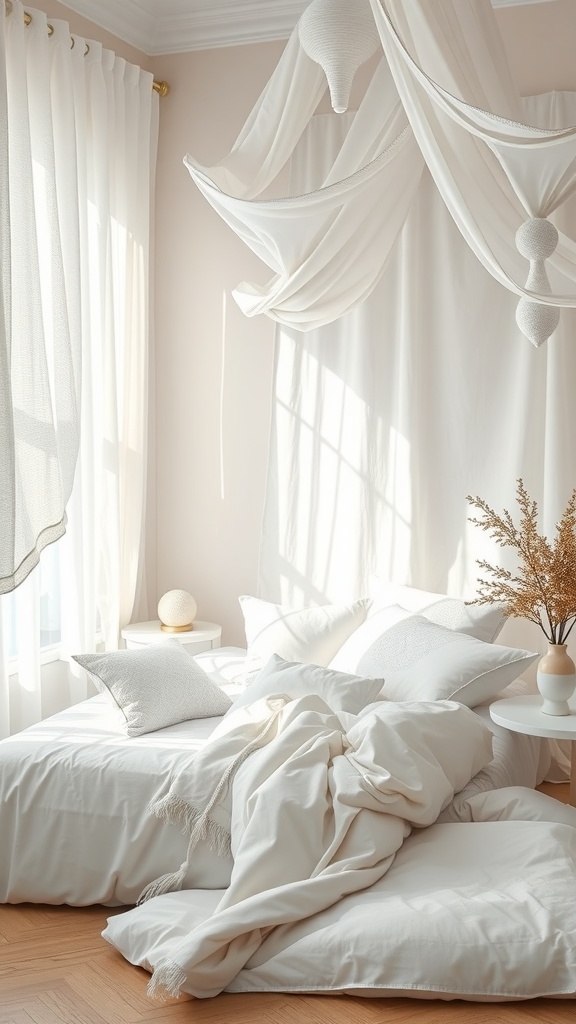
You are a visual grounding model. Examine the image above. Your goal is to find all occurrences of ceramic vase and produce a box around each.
[536,643,576,716]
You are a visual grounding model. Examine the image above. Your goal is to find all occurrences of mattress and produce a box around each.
[0,648,551,907]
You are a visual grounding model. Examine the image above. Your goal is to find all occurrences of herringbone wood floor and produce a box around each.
[0,782,573,1024]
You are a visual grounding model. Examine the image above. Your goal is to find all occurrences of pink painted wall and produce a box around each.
[147,43,283,644]
[24,0,576,647]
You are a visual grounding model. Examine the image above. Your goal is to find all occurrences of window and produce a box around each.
[3,542,62,661]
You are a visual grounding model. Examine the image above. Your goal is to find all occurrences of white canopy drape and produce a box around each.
[258,96,576,618]
[183,0,576,337]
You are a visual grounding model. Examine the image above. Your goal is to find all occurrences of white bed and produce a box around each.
[0,647,550,907]
[2,590,574,1004]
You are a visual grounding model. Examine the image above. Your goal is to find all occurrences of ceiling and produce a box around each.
[58,0,558,56]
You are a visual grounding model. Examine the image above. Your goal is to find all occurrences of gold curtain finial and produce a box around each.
[153,80,170,98]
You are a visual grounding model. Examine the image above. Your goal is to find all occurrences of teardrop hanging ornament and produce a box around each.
[299,0,380,113]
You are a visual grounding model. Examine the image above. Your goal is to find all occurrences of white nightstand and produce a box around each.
[490,694,576,806]
[121,620,222,656]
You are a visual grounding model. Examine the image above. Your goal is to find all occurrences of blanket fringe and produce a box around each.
[147,957,187,1001]
[189,811,231,859]
[137,864,188,904]
[139,702,286,905]
[149,793,207,835]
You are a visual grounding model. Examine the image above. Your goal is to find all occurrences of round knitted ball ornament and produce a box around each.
[515,217,558,261]
[515,217,560,347]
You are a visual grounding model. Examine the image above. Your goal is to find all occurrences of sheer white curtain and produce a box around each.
[0,5,81,596]
[0,2,158,736]
[258,98,576,638]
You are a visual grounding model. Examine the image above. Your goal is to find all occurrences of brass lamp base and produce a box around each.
[160,622,194,632]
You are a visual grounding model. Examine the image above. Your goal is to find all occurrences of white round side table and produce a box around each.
[490,694,576,806]
[121,620,221,657]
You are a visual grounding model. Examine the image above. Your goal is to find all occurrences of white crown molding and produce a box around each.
[59,0,558,56]
[153,2,309,55]
[493,0,557,5]
[60,0,308,54]
[60,0,157,53]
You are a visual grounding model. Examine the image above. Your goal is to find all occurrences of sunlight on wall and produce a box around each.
[270,333,413,605]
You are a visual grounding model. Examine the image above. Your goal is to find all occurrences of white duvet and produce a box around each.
[123,694,494,999]
[102,690,576,1003]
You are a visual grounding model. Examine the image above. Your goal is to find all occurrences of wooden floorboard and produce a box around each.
[1,782,574,1023]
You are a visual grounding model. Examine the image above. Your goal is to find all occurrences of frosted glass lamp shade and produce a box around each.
[157,590,197,632]
[298,0,380,113]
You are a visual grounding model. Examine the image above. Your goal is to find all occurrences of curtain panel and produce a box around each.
[0,1,158,736]
[0,5,82,595]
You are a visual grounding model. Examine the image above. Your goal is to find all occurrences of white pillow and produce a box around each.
[368,579,506,643]
[239,595,368,673]
[103,818,576,1001]
[329,604,411,673]
[352,615,536,708]
[103,889,221,972]
[230,654,384,718]
[72,641,232,737]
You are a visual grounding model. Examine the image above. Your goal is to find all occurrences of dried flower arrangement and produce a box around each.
[466,479,576,646]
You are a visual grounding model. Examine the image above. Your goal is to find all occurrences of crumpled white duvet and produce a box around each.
[136,694,493,1000]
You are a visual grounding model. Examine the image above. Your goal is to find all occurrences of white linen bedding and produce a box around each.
[0,648,550,907]
[102,694,576,1003]
[122,693,496,999]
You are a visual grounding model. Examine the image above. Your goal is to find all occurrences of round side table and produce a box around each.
[490,694,576,806]
[121,619,221,656]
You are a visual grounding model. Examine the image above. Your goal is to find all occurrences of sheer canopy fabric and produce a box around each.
[372,0,576,304]
[185,52,424,329]
[184,0,576,333]
[258,100,576,624]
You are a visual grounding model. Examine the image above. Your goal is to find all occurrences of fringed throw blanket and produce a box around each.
[140,693,493,1000]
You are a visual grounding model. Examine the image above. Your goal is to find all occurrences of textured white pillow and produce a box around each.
[329,604,411,673]
[229,654,383,718]
[368,579,506,643]
[353,615,537,708]
[72,641,232,737]
[239,595,368,673]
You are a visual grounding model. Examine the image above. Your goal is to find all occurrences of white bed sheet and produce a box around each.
[0,649,550,907]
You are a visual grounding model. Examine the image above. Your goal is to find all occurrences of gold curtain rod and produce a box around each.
[8,4,169,96]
